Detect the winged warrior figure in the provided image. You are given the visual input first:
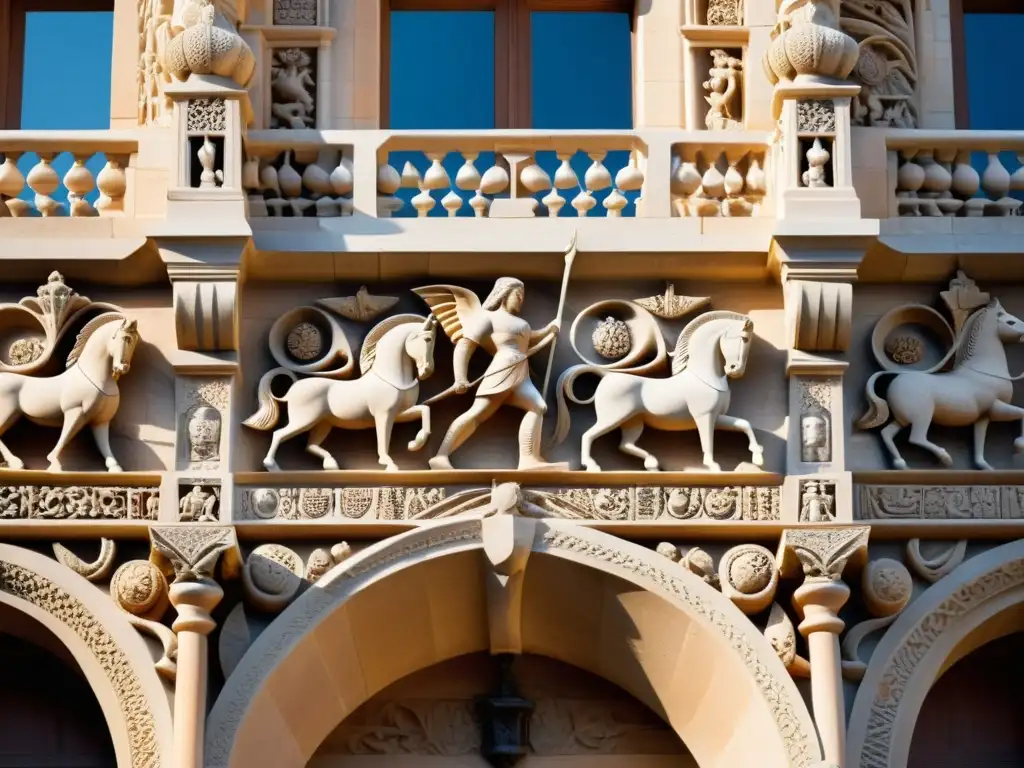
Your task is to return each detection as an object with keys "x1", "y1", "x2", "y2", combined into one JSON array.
[{"x1": 415, "y1": 278, "x2": 562, "y2": 470}]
